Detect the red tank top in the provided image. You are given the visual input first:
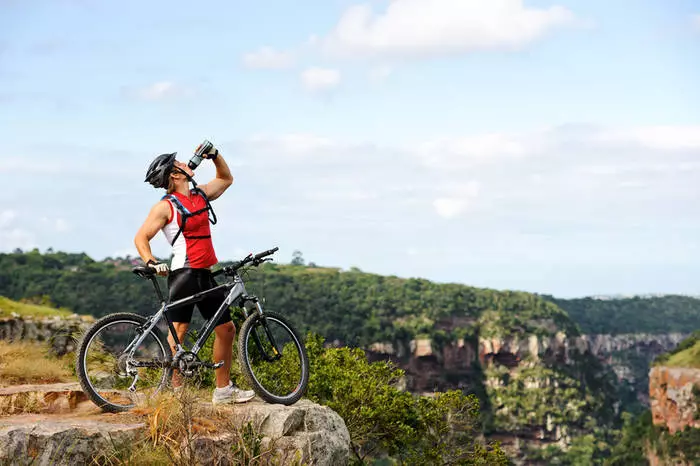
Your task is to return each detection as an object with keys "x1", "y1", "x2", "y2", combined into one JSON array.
[{"x1": 161, "y1": 190, "x2": 218, "y2": 270}]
